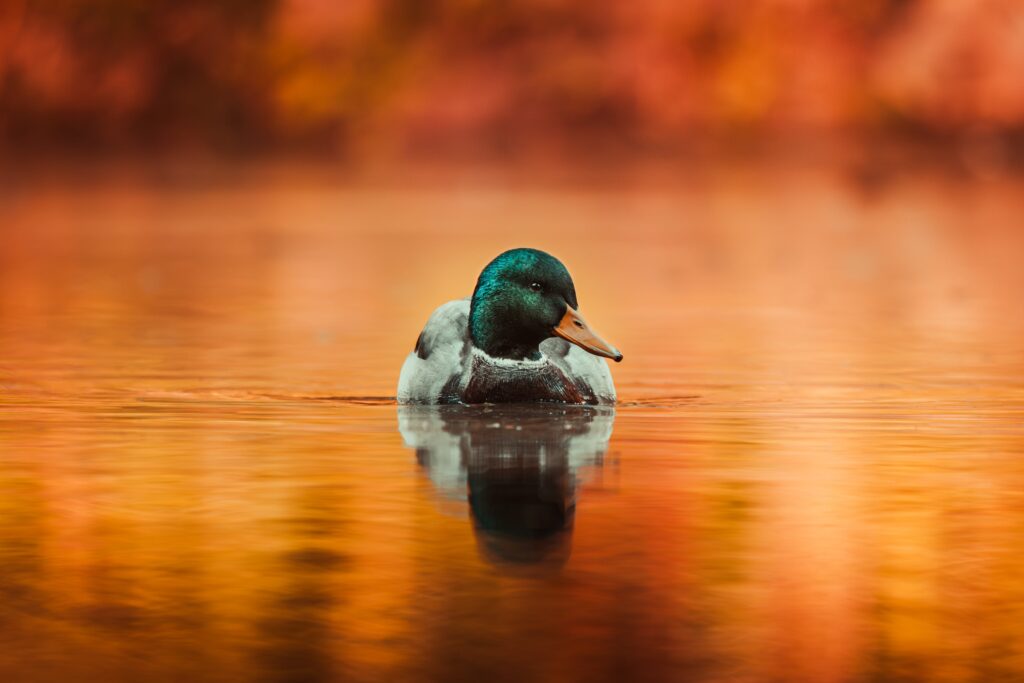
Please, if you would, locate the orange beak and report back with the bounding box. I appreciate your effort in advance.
[553,306,623,362]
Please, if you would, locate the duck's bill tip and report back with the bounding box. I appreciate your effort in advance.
[553,307,623,363]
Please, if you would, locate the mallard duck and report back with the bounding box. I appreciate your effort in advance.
[397,248,622,405]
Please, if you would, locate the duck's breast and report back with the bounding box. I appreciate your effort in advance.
[461,352,595,404]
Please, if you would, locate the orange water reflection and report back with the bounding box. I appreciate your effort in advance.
[400,404,613,569]
[1,163,1023,682]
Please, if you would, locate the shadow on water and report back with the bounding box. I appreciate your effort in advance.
[398,404,614,570]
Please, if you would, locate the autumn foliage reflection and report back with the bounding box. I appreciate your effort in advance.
[2,0,1024,155]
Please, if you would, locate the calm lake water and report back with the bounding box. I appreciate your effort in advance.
[1,163,1023,682]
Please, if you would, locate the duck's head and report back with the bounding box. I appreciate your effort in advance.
[469,248,623,363]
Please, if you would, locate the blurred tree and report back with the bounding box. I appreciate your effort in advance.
[0,0,1021,157]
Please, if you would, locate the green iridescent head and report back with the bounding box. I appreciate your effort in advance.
[469,248,622,363]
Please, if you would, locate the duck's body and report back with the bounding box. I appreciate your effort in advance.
[397,298,616,404]
[397,249,621,405]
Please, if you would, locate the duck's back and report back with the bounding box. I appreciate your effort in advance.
[397,298,472,404]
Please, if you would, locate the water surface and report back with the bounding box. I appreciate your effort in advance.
[1,164,1023,682]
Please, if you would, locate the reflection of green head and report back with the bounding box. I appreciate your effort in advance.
[469,248,577,360]
[468,464,575,566]
[469,470,573,539]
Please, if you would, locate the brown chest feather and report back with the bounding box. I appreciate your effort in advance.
[458,355,595,404]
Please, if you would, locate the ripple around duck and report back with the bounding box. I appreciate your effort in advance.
[127,389,701,409]
[129,390,398,406]
[284,394,396,406]
[614,395,703,408]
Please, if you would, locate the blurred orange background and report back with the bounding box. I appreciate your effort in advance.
[2,0,1024,163]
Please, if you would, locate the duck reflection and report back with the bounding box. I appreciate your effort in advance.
[398,405,614,568]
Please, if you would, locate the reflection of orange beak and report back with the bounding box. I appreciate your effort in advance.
[553,306,623,362]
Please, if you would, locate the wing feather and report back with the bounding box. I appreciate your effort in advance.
[540,337,616,403]
[397,298,471,403]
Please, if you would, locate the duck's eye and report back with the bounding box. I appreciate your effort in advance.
[530,282,543,292]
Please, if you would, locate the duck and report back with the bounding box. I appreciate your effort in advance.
[397,248,622,405]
